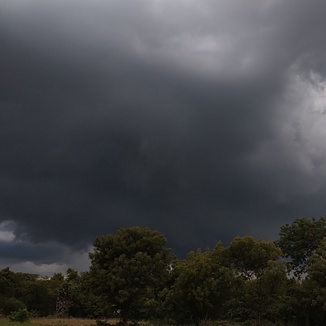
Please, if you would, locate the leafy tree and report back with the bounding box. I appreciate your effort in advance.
[225,237,286,325]
[306,238,326,304]
[227,236,282,279]
[88,227,174,324]
[61,268,83,317]
[66,268,78,281]
[1,297,26,316]
[299,239,326,325]
[55,268,99,318]
[19,275,54,316]
[270,278,306,326]
[242,261,287,325]
[168,244,233,326]
[76,271,113,318]
[0,268,27,316]
[276,216,326,277]
[0,267,18,298]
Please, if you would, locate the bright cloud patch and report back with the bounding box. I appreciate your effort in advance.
[0,220,16,242]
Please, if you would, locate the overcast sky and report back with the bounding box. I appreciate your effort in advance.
[1,0,326,275]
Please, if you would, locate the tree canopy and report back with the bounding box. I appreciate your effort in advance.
[276,216,326,277]
[1,219,326,326]
[88,227,174,323]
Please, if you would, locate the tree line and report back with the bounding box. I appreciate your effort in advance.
[1,217,326,326]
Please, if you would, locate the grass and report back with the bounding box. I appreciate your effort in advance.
[0,318,242,326]
[0,318,101,326]
[0,319,33,326]
[33,318,98,326]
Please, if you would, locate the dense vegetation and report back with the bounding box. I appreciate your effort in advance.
[1,217,326,326]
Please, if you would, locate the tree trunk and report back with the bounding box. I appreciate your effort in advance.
[305,313,310,326]
[121,317,128,326]
[255,312,261,326]
[203,310,209,326]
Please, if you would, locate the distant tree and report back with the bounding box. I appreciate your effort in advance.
[0,267,17,298]
[55,268,97,318]
[1,297,27,316]
[18,273,55,316]
[88,227,174,324]
[276,216,326,277]
[0,268,26,315]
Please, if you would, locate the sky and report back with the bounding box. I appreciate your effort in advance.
[1,0,326,275]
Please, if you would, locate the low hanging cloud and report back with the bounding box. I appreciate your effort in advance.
[1,0,326,273]
[0,219,90,274]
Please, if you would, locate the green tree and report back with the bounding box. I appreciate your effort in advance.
[276,216,326,277]
[306,239,326,307]
[17,273,54,316]
[0,268,26,315]
[227,236,282,279]
[75,271,113,318]
[88,227,174,324]
[225,237,286,325]
[299,239,326,325]
[0,267,17,298]
[243,261,287,325]
[169,244,233,326]
[55,268,97,318]
[270,278,307,326]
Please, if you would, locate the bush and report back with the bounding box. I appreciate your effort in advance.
[9,308,29,323]
[96,320,112,326]
[1,297,26,316]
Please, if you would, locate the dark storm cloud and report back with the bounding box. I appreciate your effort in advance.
[0,239,65,264]
[2,0,326,270]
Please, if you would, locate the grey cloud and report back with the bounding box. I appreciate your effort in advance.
[0,240,68,264]
[1,0,326,270]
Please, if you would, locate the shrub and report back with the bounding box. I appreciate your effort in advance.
[1,297,26,316]
[96,320,112,326]
[9,308,29,323]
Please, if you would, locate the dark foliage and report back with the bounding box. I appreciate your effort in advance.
[1,220,326,325]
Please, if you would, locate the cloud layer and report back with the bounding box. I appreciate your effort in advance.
[1,0,326,273]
